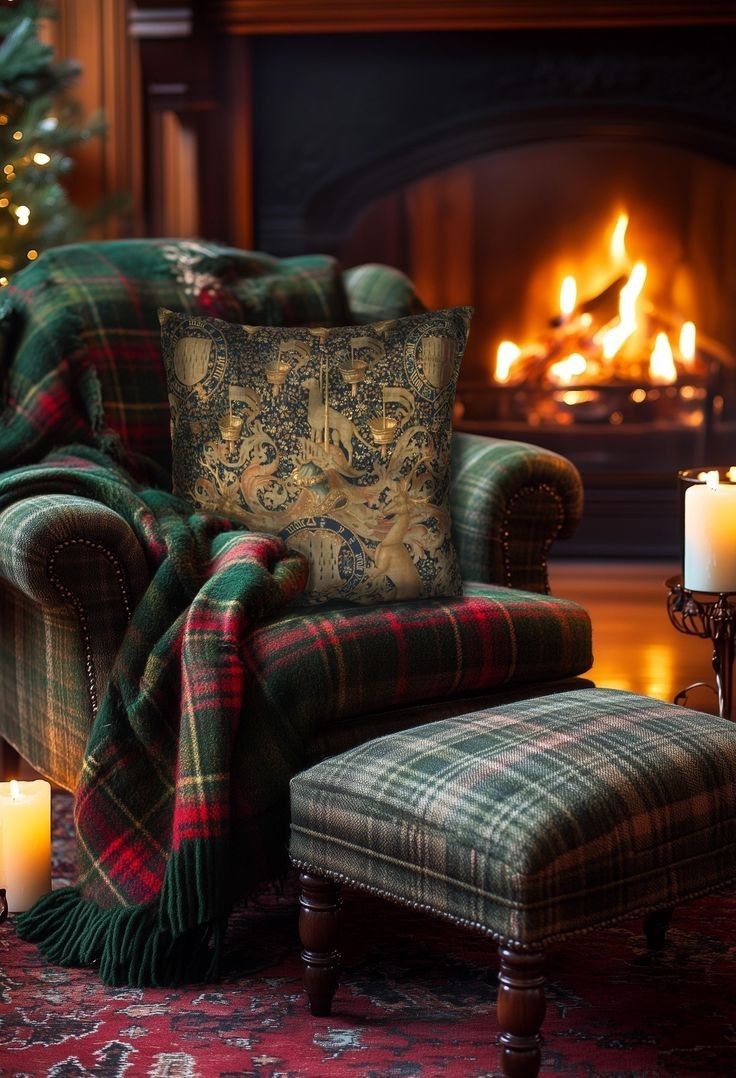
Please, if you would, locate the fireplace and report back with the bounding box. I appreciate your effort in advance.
[157,8,736,560]
[242,15,736,555]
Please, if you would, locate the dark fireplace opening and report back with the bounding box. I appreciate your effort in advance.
[251,25,736,555]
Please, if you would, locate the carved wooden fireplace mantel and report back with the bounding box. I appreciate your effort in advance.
[211,1,736,32]
[123,1,736,246]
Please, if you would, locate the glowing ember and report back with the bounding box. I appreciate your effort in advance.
[549,353,587,385]
[560,276,577,317]
[495,340,521,383]
[649,332,677,384]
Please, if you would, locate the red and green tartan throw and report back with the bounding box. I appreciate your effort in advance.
[6,447,309,986]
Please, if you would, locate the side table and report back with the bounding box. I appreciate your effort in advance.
[666,575,736,721]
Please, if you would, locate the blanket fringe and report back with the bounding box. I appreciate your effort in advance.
[17,871,227,987]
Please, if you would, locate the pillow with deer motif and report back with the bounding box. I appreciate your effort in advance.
[160,306,472,603]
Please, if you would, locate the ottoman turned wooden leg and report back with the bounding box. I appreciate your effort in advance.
[298,871,341,1017]
[644,907,673,951]
[497,947,546,1078]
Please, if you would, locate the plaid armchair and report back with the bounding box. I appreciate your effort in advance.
[0,240,592,790]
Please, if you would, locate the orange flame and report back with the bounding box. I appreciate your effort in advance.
[495,340,521,383]
[597,261,647,361]
[549,353,587,385]
[679,321,696,364]
[560,276,577,317]
[649,332,677,384]
[610,212,629,265]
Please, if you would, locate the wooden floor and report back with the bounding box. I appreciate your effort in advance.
[549,558,722,717]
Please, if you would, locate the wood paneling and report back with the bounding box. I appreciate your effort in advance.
[213,1,736,34]
[45,0,143,236]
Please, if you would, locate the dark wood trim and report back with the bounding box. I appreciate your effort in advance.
[43,0,144,236]
[213,1,736,34]
[225,36,254,249]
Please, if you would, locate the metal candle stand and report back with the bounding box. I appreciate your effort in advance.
[666,575,736,721]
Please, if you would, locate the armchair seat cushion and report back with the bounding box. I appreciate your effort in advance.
[240,582,592,740]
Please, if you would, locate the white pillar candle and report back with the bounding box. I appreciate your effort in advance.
[684,472,736,593]
[0,779,51,912]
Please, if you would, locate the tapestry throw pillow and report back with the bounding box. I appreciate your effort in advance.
[161,306,472,604]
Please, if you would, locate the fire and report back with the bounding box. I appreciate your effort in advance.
[490,209,708,395]
[649,332,677,384]
[559,276,577,317]
[549,353,587,385]
[610,212,629,265]
[679,321,696,364]
[495,340,521,383]
[597,261,647,361]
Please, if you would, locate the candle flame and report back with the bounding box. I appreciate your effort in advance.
[705,469,720,493]
[560,276,577,317]
[679,320,696,363]
[10,778,20,800]
[495,340,521,383]
[610,212,629,265]
[728,466,736,483]
[649,332,677,385]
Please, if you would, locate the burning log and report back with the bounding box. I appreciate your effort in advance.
[550,275,627,329]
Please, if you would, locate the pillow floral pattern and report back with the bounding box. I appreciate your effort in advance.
[161,306,472,603]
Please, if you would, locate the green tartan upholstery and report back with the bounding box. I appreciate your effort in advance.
[342,263,425,324]
[290,689,736,947]
[0,239,590,807]
[0,241,356,476]
[450,433,583,593]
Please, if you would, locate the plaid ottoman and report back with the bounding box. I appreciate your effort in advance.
[289,688,736,1078]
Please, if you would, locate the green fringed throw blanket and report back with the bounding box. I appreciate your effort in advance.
[5,447,309,986]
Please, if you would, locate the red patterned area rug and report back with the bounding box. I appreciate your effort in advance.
[1,793,735,1077]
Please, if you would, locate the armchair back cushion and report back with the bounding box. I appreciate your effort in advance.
[0,241,390,477]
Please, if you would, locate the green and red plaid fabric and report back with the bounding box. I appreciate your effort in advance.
[0,515,592,795]
[8,446,309,985]
[290,688,736,947]
[0,241,362,478]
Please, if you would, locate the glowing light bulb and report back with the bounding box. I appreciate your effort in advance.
[12,130,22,141]
[33,152,50,166]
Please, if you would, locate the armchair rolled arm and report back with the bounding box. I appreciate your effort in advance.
[0,494,150,713]
[450,431,584,594]
[342,263,425,324]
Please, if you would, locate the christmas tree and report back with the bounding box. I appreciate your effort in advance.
[0,0,106,284]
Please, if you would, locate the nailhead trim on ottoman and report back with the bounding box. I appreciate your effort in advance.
[289,688,736,1076]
